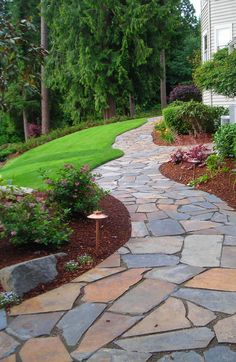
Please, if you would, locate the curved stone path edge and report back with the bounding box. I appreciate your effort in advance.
[1,118,236,362]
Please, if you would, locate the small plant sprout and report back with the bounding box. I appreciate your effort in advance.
[77,254,93,266]
[64,260,79,272]
[0,291,20,309]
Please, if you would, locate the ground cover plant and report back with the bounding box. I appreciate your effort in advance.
[0,118,146,189]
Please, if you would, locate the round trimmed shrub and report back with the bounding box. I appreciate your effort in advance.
[169,84,202,103]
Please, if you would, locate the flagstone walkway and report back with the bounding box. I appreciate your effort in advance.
[1,119,236,362]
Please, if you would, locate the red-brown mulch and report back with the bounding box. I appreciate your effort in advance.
[160,159,236,210]
[0,195,131,299]
[152,130,213,146]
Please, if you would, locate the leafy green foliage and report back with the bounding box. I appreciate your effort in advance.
[194,48,236,98]
[188,174,210,187]
[78,254,93,266]
[214,124,236,158]
[43,164,106,218]
[206,154,224,175]
[163,105,189,134]
[0,291,20,309]
[155,121,175,143]
[64,260,79,272]
[0,194,72,247]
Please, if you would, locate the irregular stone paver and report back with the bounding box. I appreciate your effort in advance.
[174,288,236,314]
[127,236,183,254]
[186,301,216,326]
[97,254,120,267]
[0,309,7,331]
[0,332,19,359]
[57,303,106,346]
[131,222,149,237]
[109,279,176,315]
[148,219,185,236]
[19,337,72,362]
[158,351,204,362]
[123,297,190,337]
[86,348,151,362]
[6,312,63,340]
[122,254,179,268]
[10,283,84,315]
[137,203,157,213]
[115,327,214,353]
[72,267,125,282]
[0,355,16,362]
[204,346,236,362]
[71,312,140,361]
[221,246,236,267]
[181,235,223,267]
[185,268,236,291]
[180,220,218,232]
[82,268,147,303]
[145,264,204,284]
[214,314,236,343]
[224,235,236,246]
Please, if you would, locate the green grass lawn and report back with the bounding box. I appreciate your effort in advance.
[0,118,146,189]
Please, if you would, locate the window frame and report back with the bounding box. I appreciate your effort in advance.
[202,30,208,62]
[214,23,233,52]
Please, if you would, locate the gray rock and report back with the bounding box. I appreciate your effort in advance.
[145,264,204,284]
[0,255,58,296]
[0,331,20,359]
[0,309,7,331]
[204,346,236,362]
[224,236,236,246]
[173,288,236,314]
[221,246,236,268]
[158,351,204,362]
[6,312,63,340]
[57,303,106,346]
[122,254,179,268]
[179,205,205,214]
[147,219,185,236]
[115,327,214,353]
[87,348,151,362]
[131,222,149,237]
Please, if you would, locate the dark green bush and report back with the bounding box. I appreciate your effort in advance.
[42,164,106,218]
[0,194,72,247]
[163,101,227,135]
[214,124,236,158]
[163,105,189,134]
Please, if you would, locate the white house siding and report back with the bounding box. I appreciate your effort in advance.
[201,0,236,107]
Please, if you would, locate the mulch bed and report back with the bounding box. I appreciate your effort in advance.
[160,159,236,210]
[0,195,131,299]
[152,130,213,146]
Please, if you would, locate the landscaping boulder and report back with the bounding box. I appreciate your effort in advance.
[0,255,59,297]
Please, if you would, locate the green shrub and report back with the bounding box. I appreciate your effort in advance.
[163,106,189,134]
[163,101,227,136]
[154,121,175,143]
[206,154,224,174]
[214,124,236,158]
[43,164,106,218]
[0,194,72,247]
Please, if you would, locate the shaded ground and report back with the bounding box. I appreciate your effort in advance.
[160,159,236,210]
[152,130,213,146]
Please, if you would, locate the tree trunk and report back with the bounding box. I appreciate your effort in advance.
[104,96,116,120]
[41,3,50,134]
[160,49,167,109]
[129,94,135,118]
[23,109,29,141]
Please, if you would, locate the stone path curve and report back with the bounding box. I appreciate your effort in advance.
[1,118,236,362]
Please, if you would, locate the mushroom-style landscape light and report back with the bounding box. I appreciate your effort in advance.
[87,210,108,252]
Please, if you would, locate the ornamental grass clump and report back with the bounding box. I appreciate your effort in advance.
[43,164,106,218]
[0,193,72,247]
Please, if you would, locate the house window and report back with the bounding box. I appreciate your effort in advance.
[215,24,233,51]
[203,32,208,61]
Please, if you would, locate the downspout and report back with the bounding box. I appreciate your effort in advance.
[208,0,213,106]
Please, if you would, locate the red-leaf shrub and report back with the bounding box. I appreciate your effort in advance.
[170,149,187,164]
[28,123,41,137]
[169,85,202,103]
[185,145,210,164]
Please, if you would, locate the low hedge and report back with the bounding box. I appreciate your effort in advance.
[163,101,227,135]
[214,123,236,158]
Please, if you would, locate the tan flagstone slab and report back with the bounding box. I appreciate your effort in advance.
[71,312,140,361]
[109,279,176,314]
[123,297,190,337]
[185,268,236,292]
[97,254,120,268]
[82,269,147,303]
[1,355,16,362]
[0,332,19,360]
[214,314,236,343]
[19,337,72,362]
[72,267,125,283]
[10,283,85,316]
[187,301,216,326]
[180,221,218,232]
